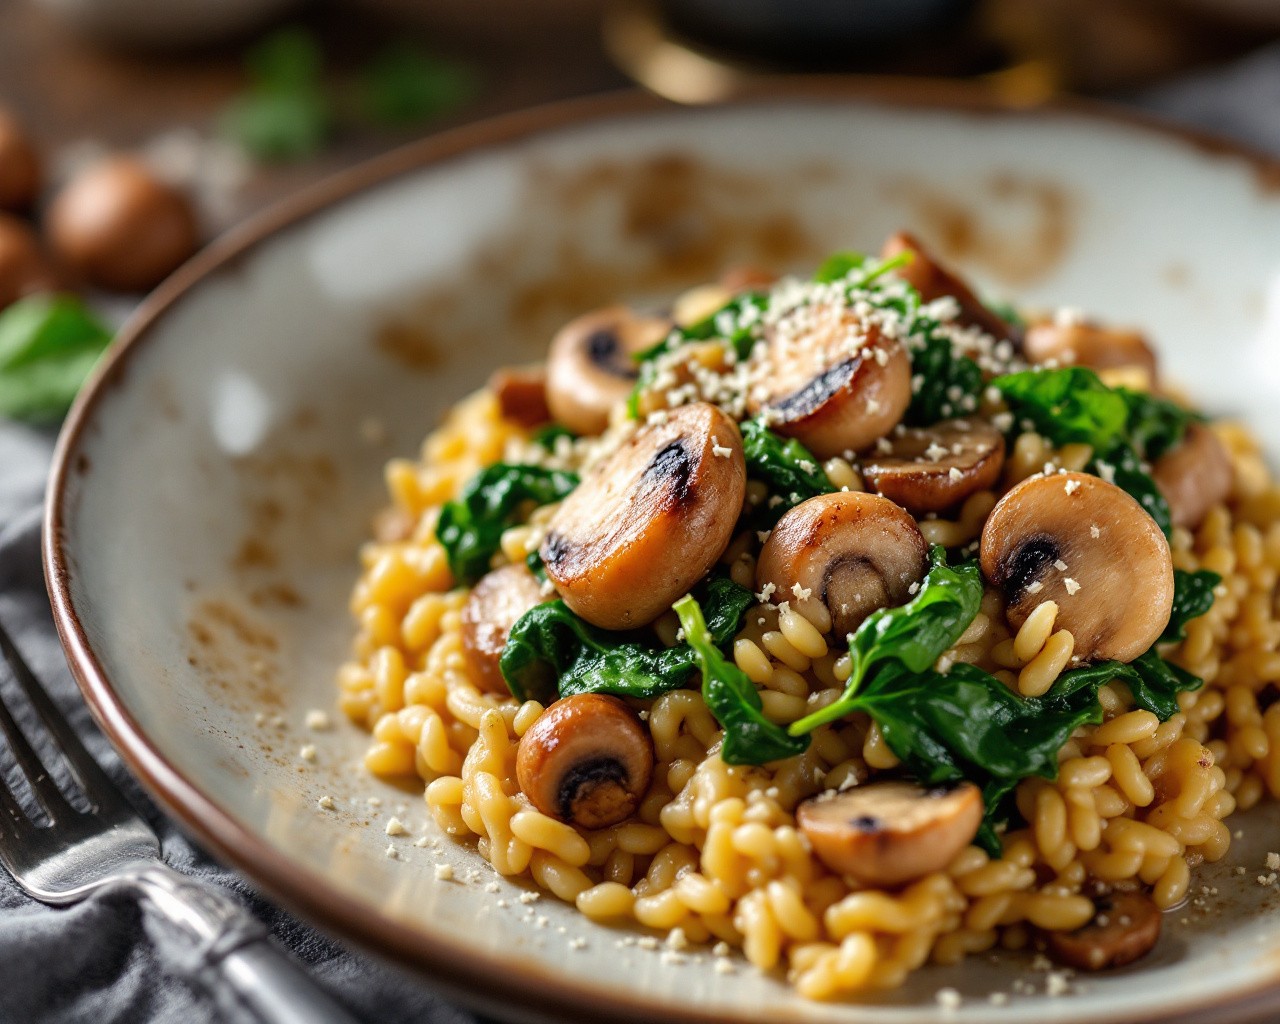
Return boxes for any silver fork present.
[0,619,361,1024]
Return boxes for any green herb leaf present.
[852,660,1113,855]
[813,251,865,284]
[1108,651,1202,720]
[674,594,809,765]
[531,423,576,451]
[357,45,477,126]
[0,295,113,421]
[499,576,754,704]
[994,367,1130,451]
[1091,444,1173,538]
[436,464,578,585]
[904,333,986,427]
[1115,386,1200,462]
[789,546,982,735]
[1162,569,1221,644]
[740,417,831,522]
[221,28,331,162]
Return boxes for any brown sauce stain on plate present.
[888,173,1075,287]
[374,321,448,372]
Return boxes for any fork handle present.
[132,863,362,1024]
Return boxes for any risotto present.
[338,232,1280,999]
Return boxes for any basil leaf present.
[994,367,1130,451]
[789,546,982,735]
[1163,569,1221,643]
[357,45,477,126]
[0,295,113,421]
[435,464,578,585]
[220,29,330,162]
[740,417,831,522]
[674,594,809,766]
[499,577,754,704]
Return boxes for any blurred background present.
[4,0,1280,244]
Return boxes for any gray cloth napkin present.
[2,43,1279,1024]
[0,425,488,1024]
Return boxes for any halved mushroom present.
[545,306,672,436]
[489,363,551,428]
[461,563,550,694]
[1152,423,1233,530]
[1023,319,1157,379]
[516,693,654,829]
[540,402,746,630]
[881,232,1021,344]
[1045,891,1162,971]
[980,472,1174,663]
[746,307,912,459]
[862,419,1006,514]
[756,492,929,638]
[796,780,983,887]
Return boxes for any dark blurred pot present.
[660,0,977,61]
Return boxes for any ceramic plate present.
[44,85,1280,1023]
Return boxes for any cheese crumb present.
[1046,972,1071,997]
[713,959,735,975]
[791,582,812,601]
[485,881,501,893]
[385,844,398,859]
[1267,852,1280,870]
[304,709,331,730]
[569,937,587,950]
[1054,559,1069,572]
[519,891,541,904]
[1063,578,1081,596]
[712,941,731,957]
[316,795,335,811]
[1064,478,1081,496]
[1026,581,1044,595]
[637,936,660,951]
[925,442,948,462]
[385,816,408,837]
[1090,524,1101,538]
[434,863,453,881]
[948,466,964,481]
[936,988,961,1012]
[711,436,733,458]
[666,928,689,951]
[299,744,317,762]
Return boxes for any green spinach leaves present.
[435,464,578,585]
[500,576,754,704]
[993,366,1201,538]
[674,594,809,765]
[740,418,831,523]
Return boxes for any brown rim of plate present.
[42,80,1280,1024]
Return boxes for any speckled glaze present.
[44,86,1280,1024]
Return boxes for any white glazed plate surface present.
[45,88,1280,1024]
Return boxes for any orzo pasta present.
[339,232,1280,999]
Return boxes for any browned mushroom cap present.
[980,472,1174,663]
[0,213,59,311]
[756,492,928,638]
[489,363,551,428]
[1023,320,1157,378]
[881,232,1021,344]
[1045,891,1162,971]
[516,693,654,829]
[0,110,41,213]
[1152,423,1233,531]
[746,309,912,459]
[462,564,550,695]
[862,419,1006,515]
[541,402,746,630]
[797,780,983,887]
[545,306,672,436]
